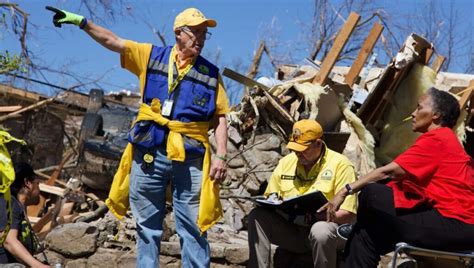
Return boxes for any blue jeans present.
[129,146,210,268]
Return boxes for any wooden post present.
[344,22,384,87]
[424,48,434,65]
[459,80,474,110]
[247,41,266,79]
[312,12,361,86]
[431,55,446,73]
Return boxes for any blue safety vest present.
[128,46,218,154]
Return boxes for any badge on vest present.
[193,95,209,107]
[281,175,296,180]
[198,65,209,75]
[143,153,154,164]
[162,99,174,116]
[321,169,333,180]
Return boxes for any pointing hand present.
[45,6,86,28]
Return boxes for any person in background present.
[0,194,8,264]
[46,6,229,267]
[0,162,48,267]
[247,119,357,268]
[323,87,474,268]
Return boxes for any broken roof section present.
[224,11,474,172]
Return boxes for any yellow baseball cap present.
[287,119,323,152]
[173,8,217,31]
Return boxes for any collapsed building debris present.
[0,10,473,267]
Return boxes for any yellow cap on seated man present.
[287,119,323,152]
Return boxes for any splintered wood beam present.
[431,55,446,73]
[312,12,361,86]
[0,105,22,112]
[32,210,53,233]
[424,48,434,65]
[0,84,41,101]
[345,22,383,87]
[459,80,474,110]
[247,41,266,79]
[0,98,54,122]
[39,183,66,197]
[222,68,270,90]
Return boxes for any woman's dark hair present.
[426,87,460,128]
[11,162,35,196]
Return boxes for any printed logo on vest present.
[321,169,333,180]
[193,95,209,107]
[198,65,209,74]
[281,175,296,180]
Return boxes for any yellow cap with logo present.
[287,119,323,152]
[174,8,217,30]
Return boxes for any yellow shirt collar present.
[172,45,196,71]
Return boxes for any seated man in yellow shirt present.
[247,119,357,268]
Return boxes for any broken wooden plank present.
[32,210,53,233]
[0,105,22,113]
[289,98,303,119]
[0,84,42,101]
[223,68,270,90]
[58,202,75,217]
[46,151,75,186]
[247,41,266,79]
[0,98,54,122]
[431,55,445,73]
[260,88,295,124]
[459,80,474,110]
[466,81,474,125]
[424,48,434,65]
[28,216,41,225]
[357,65,411,126]
[28,150,75,217]
[223,67,294,133]
[39,183,66,197]
[312,12,361,86]
[345,22,383,87]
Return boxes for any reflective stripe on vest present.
[128,46,218,151]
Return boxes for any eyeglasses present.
[180,27,212,40]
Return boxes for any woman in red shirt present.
[322,87,474,268]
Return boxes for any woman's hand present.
[317,189,347,222]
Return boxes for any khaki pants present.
[247,207,345,268]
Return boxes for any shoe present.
[337,223,353,241]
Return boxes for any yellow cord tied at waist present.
[106,99,223,233]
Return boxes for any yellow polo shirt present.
[120,40,229,115]
[265,145,358,214]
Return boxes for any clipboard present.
[255,191,328,213]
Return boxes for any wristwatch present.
[345,183,354,195]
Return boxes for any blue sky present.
[1,0,473,104]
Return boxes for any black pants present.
[342,183,474,268]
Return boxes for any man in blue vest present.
[47,7,229,267]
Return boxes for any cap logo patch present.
[292,128,302,141]
[193,10,205,18]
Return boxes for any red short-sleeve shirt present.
[391,127,474,224]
